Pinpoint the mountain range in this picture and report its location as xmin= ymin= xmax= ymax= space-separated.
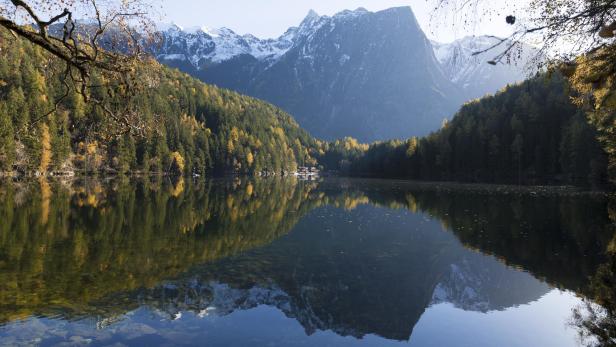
xmin=151 ymin=7 xmax=534 ymax=142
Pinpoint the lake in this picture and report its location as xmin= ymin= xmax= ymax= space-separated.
xmin=0 ymin=177 xmax=614 ymax=347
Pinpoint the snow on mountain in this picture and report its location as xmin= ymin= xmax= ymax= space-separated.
xmin=432 ymin=36 xmax=539 ymax=100
xmin=154 ymin=16 xmax=540 ymax=109
xmin=152 ymin=9 xmax=542 ymax=141
xmin=153 ymin=8 xmax=371 ymax=68
xmin=176 ymin=7 xmax=461 ymax=141
xmin=154 ymin=22 xmax=296 ymax=66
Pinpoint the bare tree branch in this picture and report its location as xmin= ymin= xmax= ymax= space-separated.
xmin=0 ymin=0 xmax=158 ymax=136
xmin=431 ymin=0 xmax=616 ymax=65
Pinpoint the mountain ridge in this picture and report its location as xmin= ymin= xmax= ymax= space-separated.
xmin=153 ymin=6 xmax=461 ymax=142
xmin=154 ymin=7 xmax=374 ymax=68
xmin=150 ymin=7 xmax=534 ymax=142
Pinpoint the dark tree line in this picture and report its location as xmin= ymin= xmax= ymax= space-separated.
xmin=321 ymin=74 xmax=609 ymax=186
xmin=433 ymin=0 xmax=616 ymax=184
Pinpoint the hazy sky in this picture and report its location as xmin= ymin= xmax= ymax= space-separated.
xmin=158 ymin=0 xmax=525 ymax=43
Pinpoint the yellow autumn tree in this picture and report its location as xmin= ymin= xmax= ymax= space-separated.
xmin=39 ymin=178 xmax=51 ymax=225
xmin=226 ymin=140 xmax=235 ymax=154
xmin=39 ymin=124 xmax=52 ymax=173
xmin=565 ymin=47 xmax=616 ymax=183
xmin=170 ymin=177 xmax=185 ymax=197
xmin=406 ymin=137 xmax=419 ymax=157
xmin=245 ymin=183 xmax=254 ymax=197
xmin=170 ymin=152 xmax=185 ymax=175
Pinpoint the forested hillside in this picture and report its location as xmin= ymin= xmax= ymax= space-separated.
xmin=1 ymin=26 xmax=612 ymax=187
xmin=0 ymin=28 xmax=319 ymax=176
xmin=320 ymin=74 xmax=610 ymax=186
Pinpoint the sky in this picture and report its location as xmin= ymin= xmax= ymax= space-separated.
xmin=157 ymin=0 xmax=527 ymax=43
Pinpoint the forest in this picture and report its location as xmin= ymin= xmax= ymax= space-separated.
xmin=1 ymin=24 xmax=615 ymax=189
xmin=0 ymin=27 xmax=320 ymax=177
xmin=319 ymin=74 xmax=612 ymax=187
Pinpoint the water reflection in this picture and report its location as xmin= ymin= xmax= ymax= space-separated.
xmin=0 ymin=177 xmax=321 ymax=324
xmin=127 ymin=205 xmax=551 ymax=342
xmin=0 ymin=177 xmax=614 ymax=346
xmin=571 ymin=225 xmax=616 ymax=347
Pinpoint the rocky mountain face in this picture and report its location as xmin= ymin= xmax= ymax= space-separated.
xmin=151 ymin=8 xmax=535 ymax=142
xmin=153 ymin=7 xmax=462 ymax=142
xmin=432 ymin=36 xmax=538 ymax=101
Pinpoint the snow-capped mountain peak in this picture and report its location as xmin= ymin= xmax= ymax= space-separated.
xmin=153 ymin=7 xmax=377 ymax=69
xmin=155 ymin=22 xmax=296 ymax=66
xmin=433 ymin=35 xmax=538 ymax=99
xmin=182 ymin=26 xmax=226 ymax=37
xmin=151 ymin=6 xmax=463 ymax=142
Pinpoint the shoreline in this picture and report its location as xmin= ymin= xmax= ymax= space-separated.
xmin=0 ymin=173 xmax=613 ymax=197
xmin=319 ymin=177 xmax=615 ymax=197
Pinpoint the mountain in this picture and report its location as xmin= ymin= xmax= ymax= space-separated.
xmin=154 ymin=23 xmax=295 ymax=67
xmin=153 ymin=7 xmax=462 ymax=142
xmin=432 ymin=36 xmax=539 ymax=100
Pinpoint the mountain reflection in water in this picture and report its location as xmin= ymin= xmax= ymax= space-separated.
xmin=0 ymin=177 xmax=614 ymax=347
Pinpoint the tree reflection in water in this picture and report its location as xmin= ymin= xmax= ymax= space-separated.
xmin=571 ymin=201 xmax=616 ymax=347
xmin=0 ymin=176 xmax=321 ymax=323
xmin=0 ymin=177 xmax=614 ymax=345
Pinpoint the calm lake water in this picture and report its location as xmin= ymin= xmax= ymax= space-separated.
xmin=0 ymin=177 xmax=614 ymax=347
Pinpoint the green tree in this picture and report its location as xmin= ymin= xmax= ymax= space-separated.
xmin=511 ymin=134 xmax=524 ymax=184
xmin=0 ymin=104 xmax=15 ymax=171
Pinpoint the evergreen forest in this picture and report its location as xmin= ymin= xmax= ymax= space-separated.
xmin=319 ymin=75 xmax=612 ymax=187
